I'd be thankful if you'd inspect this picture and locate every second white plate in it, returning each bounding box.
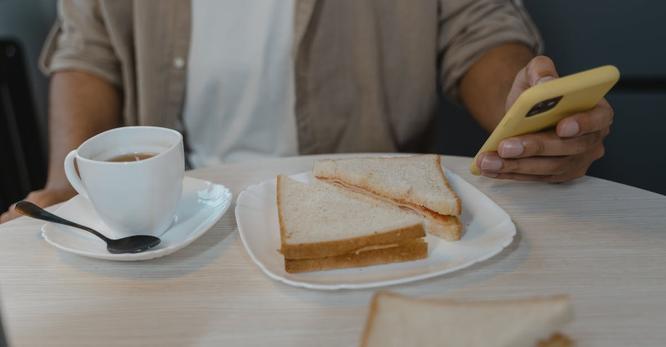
[236,168,516,290]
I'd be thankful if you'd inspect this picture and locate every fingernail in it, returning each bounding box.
[481,171,498,178]
[537,76,556,85]
[480,155,502,172]
[498,139,524,158]
[560,121,580,137]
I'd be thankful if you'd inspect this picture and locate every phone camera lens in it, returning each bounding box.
[525,96,563,118]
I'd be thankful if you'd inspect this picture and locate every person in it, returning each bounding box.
[0,0,613,223]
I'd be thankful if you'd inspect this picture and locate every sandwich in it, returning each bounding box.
[313,155,463,240]
[276,175,427,273]
[360,292,574,347]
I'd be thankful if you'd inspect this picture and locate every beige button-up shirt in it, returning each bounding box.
[40,0,542,155]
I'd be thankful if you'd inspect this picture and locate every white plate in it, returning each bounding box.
[42,177,232,261]
[236,170,516,290]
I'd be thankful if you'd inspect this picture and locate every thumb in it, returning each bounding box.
[506,56,559,110]
[524,55,559,86]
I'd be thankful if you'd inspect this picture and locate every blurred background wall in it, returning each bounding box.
[1,1,664,212]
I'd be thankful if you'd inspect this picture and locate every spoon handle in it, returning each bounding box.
[15,201,110,242]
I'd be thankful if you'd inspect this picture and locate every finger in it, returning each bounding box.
[482,159,588,182]
[484,144,604,182]
[0,201,17,224]
[556,100,614,137]
[506,56,560,110]
[525,56,559,86]
[513,56,560,89]
[481,171,552,181]
[1,200,31,224]
[498,130,605,158]
[539,155,593,183]
[478,152,576,176]
[0,209,18,224]
[483,170,586,183]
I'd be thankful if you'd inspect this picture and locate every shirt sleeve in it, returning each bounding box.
[39,0,122,86]
[439,0,544,101]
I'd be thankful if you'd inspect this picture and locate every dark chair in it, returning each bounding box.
[0,40,46,212]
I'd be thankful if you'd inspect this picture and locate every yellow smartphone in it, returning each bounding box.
[470,65,620,175]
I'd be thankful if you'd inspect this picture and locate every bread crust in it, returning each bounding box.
[284,239,427,273]
[434,155,462,216]
[277,175,426,259]
[282,223,425,260]
[537,333,574,347]
[276,176,288,251]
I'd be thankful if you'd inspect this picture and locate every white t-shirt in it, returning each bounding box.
[183,0,299,167]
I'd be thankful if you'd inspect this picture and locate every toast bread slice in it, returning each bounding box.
[277,175,425,260]
[361,292,574,347]
[314,155,463,240]
[322,178,463,240]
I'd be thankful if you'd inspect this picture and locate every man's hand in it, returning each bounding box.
[475,56,612,182]
[0,187,76,224]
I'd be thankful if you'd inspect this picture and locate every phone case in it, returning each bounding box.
[470,65,620,175]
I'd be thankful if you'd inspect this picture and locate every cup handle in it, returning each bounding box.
[64,150,89,199]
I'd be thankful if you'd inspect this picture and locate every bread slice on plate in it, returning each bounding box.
[360,292,574,347]
[314,155,463,240]
[276,175,427,273]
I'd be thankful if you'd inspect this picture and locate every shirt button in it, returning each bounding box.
[173,57,185,69]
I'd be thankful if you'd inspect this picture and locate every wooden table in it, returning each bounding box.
[1,155,665,347]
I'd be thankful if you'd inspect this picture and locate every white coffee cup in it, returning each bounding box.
[64,126,185,237]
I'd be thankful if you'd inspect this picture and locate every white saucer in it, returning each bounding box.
[236,170,516,290]
[42,177,232,261]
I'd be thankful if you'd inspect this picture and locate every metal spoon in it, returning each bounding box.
[15,201,161,254]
